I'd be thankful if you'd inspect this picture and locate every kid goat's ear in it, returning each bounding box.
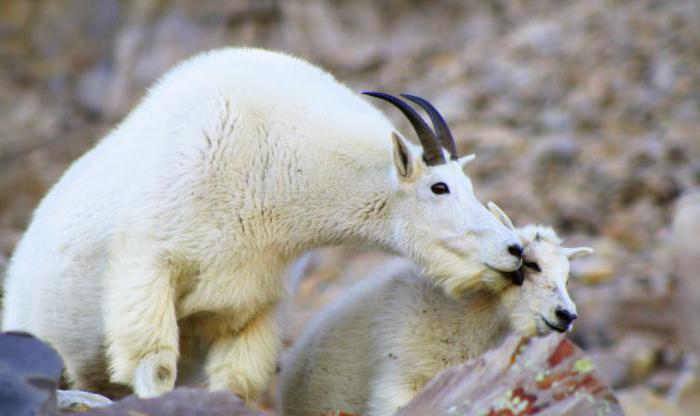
[458,154,476,168]
[391,132,415,180]
[562,247,594,259]
[487,201,516,231]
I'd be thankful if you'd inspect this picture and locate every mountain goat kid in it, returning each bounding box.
[1,48,523,400]
[279,202,593,416]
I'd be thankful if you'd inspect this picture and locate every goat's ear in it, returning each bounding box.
[487,201,516,230]
[562,246,594,259]
[391,133,415,181]
[458,153,476,168]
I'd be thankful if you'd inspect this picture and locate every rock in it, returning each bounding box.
[588,350,630,389]
[57,390,112,413]
[1,0,699,412]
[615,335,661,385]
[80,388,263,416]
[589,334,663,390]
[617,387,681,416]
[320,413,358,416]
[0,331,63,416]
[509,20,563,55]
[672,192,700,361]
[530,136,581,168]
[674,371,700,415]
[398,335,622,416]
[571,256,615,285]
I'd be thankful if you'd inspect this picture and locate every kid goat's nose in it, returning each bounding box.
[555,307,577,326]
[507,244,523,258]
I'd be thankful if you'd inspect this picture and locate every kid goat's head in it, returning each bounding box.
[364,92,522,297]
[486,202,594,336]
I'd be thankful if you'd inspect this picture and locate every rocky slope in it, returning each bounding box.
[1,1,699,414]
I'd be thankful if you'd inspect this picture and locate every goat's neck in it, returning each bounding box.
[450,290,513,357]
[265,164,397,255]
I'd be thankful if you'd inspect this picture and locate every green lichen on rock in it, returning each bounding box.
[535,369,549,382]
[573,358,594,374]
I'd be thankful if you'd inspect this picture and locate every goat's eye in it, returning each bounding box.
[524,261,541,272]
[430,182,450,195]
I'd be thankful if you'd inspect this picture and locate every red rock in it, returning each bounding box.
[398,335,622,416]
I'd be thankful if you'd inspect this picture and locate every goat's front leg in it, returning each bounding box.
[205,305,281,400]
[104,247,179,398]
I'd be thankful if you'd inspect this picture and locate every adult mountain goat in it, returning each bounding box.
[2,48,522,399]
[279,203,593,416]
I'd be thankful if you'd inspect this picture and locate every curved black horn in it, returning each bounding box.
[363,91,445,166]
[401,94,458,160]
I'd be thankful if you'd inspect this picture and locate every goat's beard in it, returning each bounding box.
[426,260,501,299]
[414,239,513,298]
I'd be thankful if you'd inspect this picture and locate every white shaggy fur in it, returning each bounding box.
[279,206,592,416]
[1,48,521,399]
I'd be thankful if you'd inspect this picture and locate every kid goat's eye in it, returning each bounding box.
[430,182,450,195]
[524,261,541,272]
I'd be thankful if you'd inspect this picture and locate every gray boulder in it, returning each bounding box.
[0,332,63,416]
[81,388,263,416]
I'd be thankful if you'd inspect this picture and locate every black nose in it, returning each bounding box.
[507,244,523,258]
[555,307,577,325]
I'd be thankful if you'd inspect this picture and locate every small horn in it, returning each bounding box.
[363,91,445,166]
[562,247,594,259]
[487,201,516,231]
[401,94,458,161]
